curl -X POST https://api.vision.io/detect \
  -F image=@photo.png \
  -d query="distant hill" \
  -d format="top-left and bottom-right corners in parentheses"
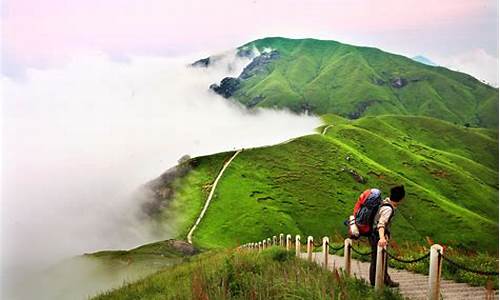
top-left (203, 37), bottom-right (498, 128)
top-left (412, 55), bottom-right (437, 66)
top-left (149, 115), bottom-right (498, 252)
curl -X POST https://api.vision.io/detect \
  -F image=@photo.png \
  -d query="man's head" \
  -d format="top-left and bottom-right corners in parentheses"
top-left (389, 185), bottom-right (405, 205)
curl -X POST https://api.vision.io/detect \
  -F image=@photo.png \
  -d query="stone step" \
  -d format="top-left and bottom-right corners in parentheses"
top-left (299, 251), bottom-right (498, 300)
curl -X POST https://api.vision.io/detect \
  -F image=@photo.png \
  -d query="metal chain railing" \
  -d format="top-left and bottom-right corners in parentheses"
top-left (439, 252), bottom-right (499, 276)
top-left (350, 245), bottom-right (374, 256)
top-left (328, 245), bottom-right (344, 254)
top-left (385, 250), bottom-right (430, 264)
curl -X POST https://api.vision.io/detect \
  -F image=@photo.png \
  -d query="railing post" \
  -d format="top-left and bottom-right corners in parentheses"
top-left (375, 245), bottom-right (386, 291)
top-left (428, 244), bottom-right (444, 300)
top-left (295, 235), bottom-right (301, 257)
top-left (279, 233), bottom-right (284, 247)
top-left (286, 234), bottom-right (292, 251)
top-left (273, 235), bottom-right (277, 246)
top-left (307, 236), bottom-right (314, 262)
top-left (322, 237), bottom-right (329, 269)
top-left (344, 238), bottom-right (352, 276)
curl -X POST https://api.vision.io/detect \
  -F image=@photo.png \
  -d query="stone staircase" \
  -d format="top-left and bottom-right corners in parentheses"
top-left (301, 252), bottom-right (498, 300)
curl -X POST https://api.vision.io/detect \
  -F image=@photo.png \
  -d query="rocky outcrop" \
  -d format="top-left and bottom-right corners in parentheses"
top-left (347, 99), bottom-right (380, 119)
top-left (239, 50), bottom-right (280, 80)
top-left (192, 57), bottom-right (211, 68)
top-left (140, 155), bottom-right (195, 216)
top-left (391, 77), bottom-right (408, 88)
top-left (208, 50), bottom-right (280, 99)
top-left (210, 77), bottom-right (242, 98)
top-left (237, 47), bottom-right (254, 58)
top-left (166, 239), bottom-right (198, 256)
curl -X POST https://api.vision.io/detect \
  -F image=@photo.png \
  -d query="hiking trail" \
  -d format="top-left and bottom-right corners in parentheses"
top-left (301, 252), bottom-right (498, 300)
top-left (187, 149), bottom-right (242, 244)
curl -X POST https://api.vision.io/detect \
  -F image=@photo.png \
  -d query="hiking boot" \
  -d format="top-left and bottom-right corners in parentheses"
top-left (385, 279), bottom-right (400, 288)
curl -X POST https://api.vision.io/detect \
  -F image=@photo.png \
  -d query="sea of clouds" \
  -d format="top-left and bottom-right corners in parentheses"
top-left (1, 51), bottom-right (320, 299)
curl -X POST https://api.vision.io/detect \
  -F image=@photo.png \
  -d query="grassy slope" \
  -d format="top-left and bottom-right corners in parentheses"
top-left (171, 115), bottom-right (498, 253)
top-left (86, 240), bottom-right (190, 265)
top-left (154, 152), bottom-right (234, 240)
top-left (93, 247), bottom-right (403, 300)
top-left (230, 37), bottom-right (498, 128)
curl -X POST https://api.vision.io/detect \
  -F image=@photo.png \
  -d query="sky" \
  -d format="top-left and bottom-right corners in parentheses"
top-left (1, 0), bottom-right (499, 85)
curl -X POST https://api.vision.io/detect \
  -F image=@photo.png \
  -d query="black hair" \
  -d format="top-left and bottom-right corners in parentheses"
top-left (390, 185), bottom-right (405, 202)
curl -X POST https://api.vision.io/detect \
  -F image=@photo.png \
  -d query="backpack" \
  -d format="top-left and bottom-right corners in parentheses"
top-left (348, 188), bottom-right (384, 238)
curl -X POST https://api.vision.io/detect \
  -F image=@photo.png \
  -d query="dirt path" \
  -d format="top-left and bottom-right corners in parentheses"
top-left (322, 124), bottom-right (333, 135)
top-left (187, 149), bottom-right (242, 244)
top-left (301, 252), bottom-right (498, 300)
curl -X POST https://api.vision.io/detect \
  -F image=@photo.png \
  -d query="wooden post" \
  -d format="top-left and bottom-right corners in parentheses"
top-left (267, 238), bottom-right (272, 247)
top-left (263, 239), bottom-right (267, 249)
top-left (344, 238), bottom-right (352, 276)
top-left (375, 245), bottom-right (386, 291)
top-left (273, 235), bottom-right (277, 245)
top-left (322, 237), bottom-right (329, 269)
top-left (307, 236), bottom-right (314, 262)
top-left (279, 233), bottom-right (284, 247)
top-left (428, 244), bottom-right (444, 300)
top-left (295, 235), bottom-right (301, 257)
top-left (286, 234), bottom-right (292, 251)
top-left (258, 241), bottom-right (262, 252)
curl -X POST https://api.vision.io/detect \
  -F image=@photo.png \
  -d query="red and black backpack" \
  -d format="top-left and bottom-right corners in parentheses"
top-left (352, 188), bottom-right (384, 236)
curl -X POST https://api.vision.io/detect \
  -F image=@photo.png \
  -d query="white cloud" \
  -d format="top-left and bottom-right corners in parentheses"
top-left (1, 52), bottom-right (320, 298)
top-left (436, 48), bottom-right (499, 87)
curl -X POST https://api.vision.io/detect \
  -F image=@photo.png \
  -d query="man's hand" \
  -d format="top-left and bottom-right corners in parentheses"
top-left (378, 227), bottom-right (387, 248)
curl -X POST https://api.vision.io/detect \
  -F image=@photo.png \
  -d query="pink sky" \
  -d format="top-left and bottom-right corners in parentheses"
top-left (1, 0), bottom-right (499, 82)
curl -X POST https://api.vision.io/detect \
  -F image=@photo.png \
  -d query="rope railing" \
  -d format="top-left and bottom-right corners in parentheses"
top-left (239, 234), bottom-right (498, 300)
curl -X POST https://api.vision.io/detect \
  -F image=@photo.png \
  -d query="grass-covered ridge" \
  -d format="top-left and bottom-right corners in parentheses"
top-left (93, 247), bottom-right (404, 300)
top-left (160, 115), bottom-right (498, 253)
top-left (211, 37), bottom-right (498, 128)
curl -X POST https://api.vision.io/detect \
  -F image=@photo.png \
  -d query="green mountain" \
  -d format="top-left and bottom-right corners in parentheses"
top-left (149, 115), bottom-right (498, 252)
top-left (206, 37), bottom-right (498, 128)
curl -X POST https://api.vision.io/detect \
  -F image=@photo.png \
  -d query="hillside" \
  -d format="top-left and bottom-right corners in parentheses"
top-left (203, 37), bottom-right (498, 128)
top-left (148, 115), bottom-right (498, 253)
top-left (93, 247), bottom-right (403, 300)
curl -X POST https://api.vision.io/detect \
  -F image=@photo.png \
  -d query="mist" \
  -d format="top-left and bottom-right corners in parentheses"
top-left (1, 51), bottom-right (320, 298)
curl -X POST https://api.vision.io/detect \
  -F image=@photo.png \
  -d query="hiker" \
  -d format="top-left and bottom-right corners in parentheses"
top-left (368, 185), bottom-right (405, 287)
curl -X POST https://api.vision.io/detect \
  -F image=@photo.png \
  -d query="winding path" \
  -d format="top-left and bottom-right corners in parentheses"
top-left (187, 149), bottom-right (242, 244)
top-left (322, 124), bottom-right (334, 135)
top-left (301, 252), bottom-right (498, 300)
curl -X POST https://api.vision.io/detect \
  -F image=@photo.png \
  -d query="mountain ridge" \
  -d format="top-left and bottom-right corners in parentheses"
top-left (203, 37), bottom-right (498, 128)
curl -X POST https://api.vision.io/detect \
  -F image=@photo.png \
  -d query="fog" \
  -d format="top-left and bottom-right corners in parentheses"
top-left (1, 51), bottom-right (320, 298)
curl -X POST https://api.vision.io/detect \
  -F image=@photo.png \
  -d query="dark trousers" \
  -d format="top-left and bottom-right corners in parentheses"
top-left (369, 234), bottom-right (391, 286)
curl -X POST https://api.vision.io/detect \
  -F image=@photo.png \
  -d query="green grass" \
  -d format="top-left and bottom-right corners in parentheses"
top-left (162, 115), bottom-right (497, 253)
top-left (221, 37), bottom-right (499, 127)
top-left (93, 247), bottom-right (404, 300)
top-left (151, 152), bottom-right (234, 240)
top-left (83, 240), bottom-right (195, 279)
